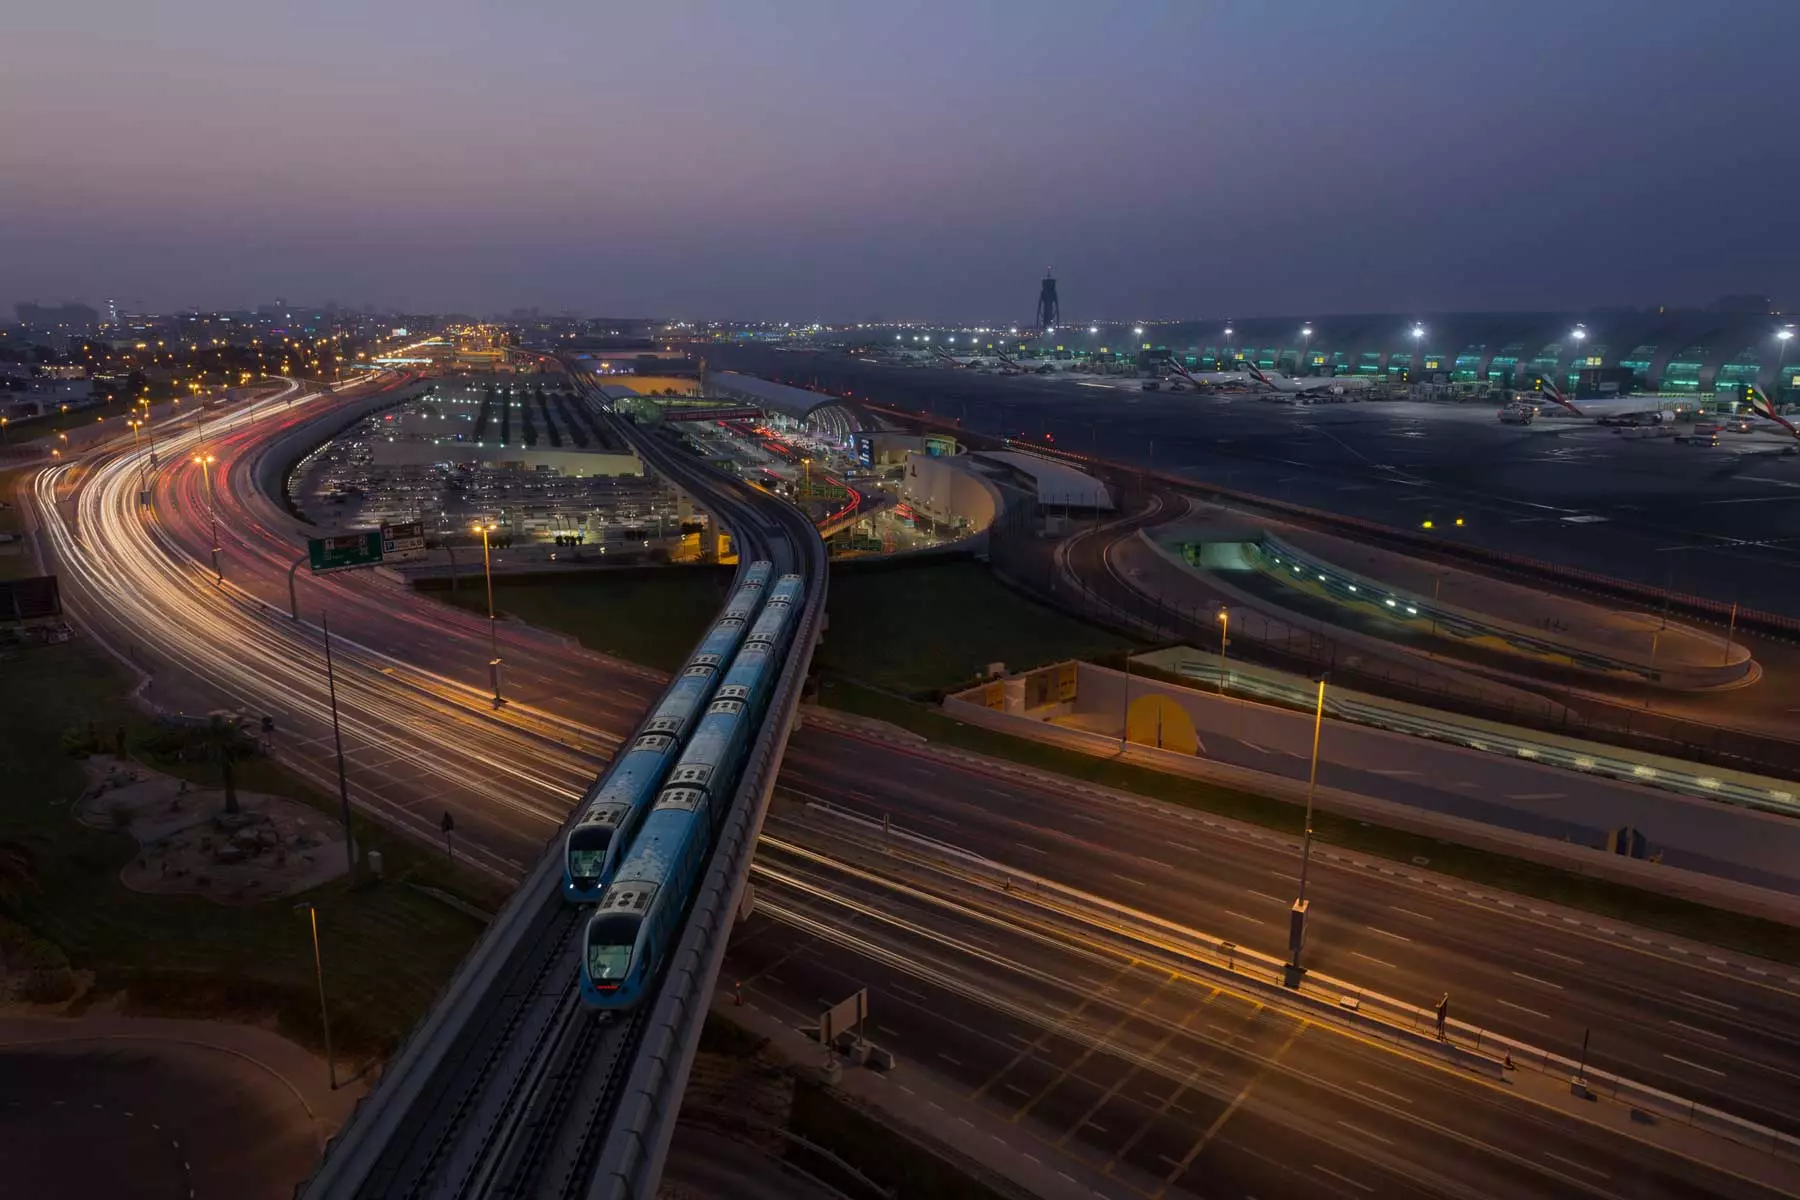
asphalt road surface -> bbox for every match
[728,814,1786,1200]
[775,730,1800,1138]
[709,347,1800,619]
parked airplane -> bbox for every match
[1240,362,1374,395]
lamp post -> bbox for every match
[474,521,504,707]
[1300,325,1313,377]
[193,452,220,581]
[1285,676,1328,988]
[1216,606,1230,694]
[1777,327,1795,403]
[294,902,337,1089]
[1410,325,1425,381]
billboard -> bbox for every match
[381,520,427,563]
[308,531,383,574]
[855,435,875,468]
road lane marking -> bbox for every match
[1246,889,1284,904]
[1224,910,1265,924]
[1356,1081,1414,1105]
[938,1053,963,1066]
[1365,926,1412,942]
[1505,792,1565,800]
[1493,998,1551,1019]
[1543,1152,1610,1179]
[1663,1054,1727,1078]
[1389,906,1434,922]
[1336,1120,1393,1147]
[1352,951,1395,969]
[1511,971,1564,989]
[1313,1165,1374,1193]
[1534,948,1582,965]
[1680,990,1740,1012]
[1369,768,1420,777]
[1668,1020,1728,1042]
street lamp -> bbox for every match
[1300,325,1314,376]
[1777,326,1795,396]
[1216,606,1229,695]
[293,902,337,1089]
[193,453,220,580]
[1285,675,1328,988]
[1133,326,1145,338]
[473,521,505,707]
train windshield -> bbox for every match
[586,915,639,984]
[567,829,612,885]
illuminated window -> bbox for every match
[1661,344,1708,393]
[1619,344,1657,387]
[1357,352,1384,374]
[1451,344,1486,382]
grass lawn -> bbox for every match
[819,561,1140,696]
[0,639,495,1057]
[440,558,1142,696]
[442,566,734,673]
[818,678,1800,967]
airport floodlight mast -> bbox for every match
[1034,267,1060,334]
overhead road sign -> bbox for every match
[308,531,383,574]
[381,521,427,563]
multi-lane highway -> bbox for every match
[731,804,1791,1199]
[706,346,1800,620]
[772,726,1800,1140]
[27,369,1800,1195]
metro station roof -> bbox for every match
[709,372,864,436]
[972,450,1114,510]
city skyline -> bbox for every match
[5,1,1797,322]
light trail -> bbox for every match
[35,379,596,877]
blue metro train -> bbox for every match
[580,572,805,1009]
[560,562,774,902]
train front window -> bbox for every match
[567,830,612,884]
[586,915,637,985]
[587,943,631,983]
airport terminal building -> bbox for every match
[1022,310,1797,402]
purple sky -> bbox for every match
[3,0,1795,322]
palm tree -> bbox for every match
[198,714,247,815]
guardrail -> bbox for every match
[834,806,1800,1166]
[1151,656,1800,822]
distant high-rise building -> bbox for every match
[1034,268,1060,333]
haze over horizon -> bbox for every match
[4,0,1796,323]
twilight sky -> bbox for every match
[3,0,1795,322]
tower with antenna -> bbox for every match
[1034,267,1060,333]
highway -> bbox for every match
[772,725,1800,1140]
[729,804,1790,1199]
[705,345,1800,621]
[30,374,663,875]
[26,368,1800,1193]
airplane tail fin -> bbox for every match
[1243,362,1276,388]
[1747,385,1799,437]
[1536,376,1582,416]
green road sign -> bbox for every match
[308,531,383,574]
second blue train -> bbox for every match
[560,561,773,902]
[580,572,805,1009]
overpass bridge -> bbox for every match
[297,372,827,1199]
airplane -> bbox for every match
[1239,362,1374,395]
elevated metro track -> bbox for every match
[299,376,827,1199]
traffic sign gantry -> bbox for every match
[381,520,426,563]
[307,531,383,574]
